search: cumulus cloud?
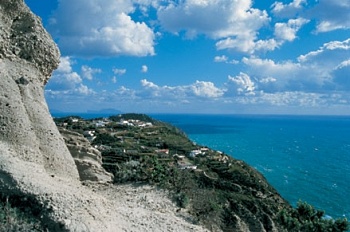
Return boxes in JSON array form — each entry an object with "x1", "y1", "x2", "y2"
[
  {"x1": 312, "y1": 0, "x2": 350, "y2": 33},
  {"x1": 141, "y1": 65, "x2": 148, "y2": 73},
  {"x1": 214, "y1": 55, "x2": 239, "y2": 64},
  {"x1": 139, "y1": 79, "x2": 223, "y2": 99},
  {"x1": 214, "y1": 55, "x2": 228, "y2": 63},
  {"x1": 274, "y1": 18, "x2": 310, "y2": 41},
  {"x1": 298, "y1": 38, "x2": 350, "y2": 78},
  {"x1": 81, "y1": 65, "x2": 102, "y2": 80},
  {"x1": 226, "y1": 72, "x2": 256, "y2": 96},
  {"x1": 254, "y1": 39, "x2": 280, "y2": 52},
  {"x1": 158, "y1": 0, "x2": 269, "y2": 53},
  {"x1": 271, "y1": 0, "x2": 306, "y2": 17},
  {"x1": 241, "y1": 56, "x2": 322, "y2": 92},
  {"x1": 46, "y1": 57, "x2": 95, "y2": 96},
  {"x1": 239, "y1": 38, "x2": 350, "y2": 93},
  {"x1": 56, "y1": 56, "x2": 74, "y2": 73},
  {"x1": 141, "y1": 79, "x2": 158, "y2": 89},
  {"x1": 47, "y1": 57, "x2": 82, "y2": 91},
  {"x1": 49, "y1": 0, "x2": 155, "y2": 57},
  {"x1": 191, "y1": 81, "x2": 224, "y2": 98}
]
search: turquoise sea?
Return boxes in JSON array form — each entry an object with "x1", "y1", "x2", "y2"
[
  {"x1": 53, "y1": 112, "x2": 350, "y2": 219},
  {"x1": 151, "y1": 114, "x2": 350, "y2": 220}
]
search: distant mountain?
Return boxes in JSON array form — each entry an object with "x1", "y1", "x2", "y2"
[{"x1": 49, "y1": 108, "x2": 123, "y2": 118}]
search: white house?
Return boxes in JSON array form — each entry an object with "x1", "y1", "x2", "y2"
[{"x1": 189, "y1": 150, "x2": 202, "y2": 158}]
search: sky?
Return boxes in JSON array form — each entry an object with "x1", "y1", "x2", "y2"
[{"x1": 24, "y1": 0, "x2": 350, "y2": 115}]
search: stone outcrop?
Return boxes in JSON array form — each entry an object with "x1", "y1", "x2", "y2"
[
  {"x1": 0, "y1": 0, "x2": 116, "y2": 230},
  {"x1": 59, "y1": 128, "x2": 113, "y2": 183},
  {"x1": 0, "y1": 0, "x2": 78, "y2": 179}
]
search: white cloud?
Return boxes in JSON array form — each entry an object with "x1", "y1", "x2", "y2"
[
  {"x1": 260, "y1": 77, "x2": 277, "y2": 84},
  {"x1": 332, "y1": 59, "x2": 350, "y2": 89},
  {"x1": 226, "y1": 72, "x2": 256, "y2": 96},
  {"x1": 214, "y1": 55, "x2": 228, "y2": 63},
  {"x1": 312, "y1": 0, "x2": 350, "y2": 33},
  {"x1": 113, "y1": 68, "x2": 127, "y2": 75},
  {"x1": 141, "y1": 65, "x2": 148, "y2": 73},
  {"x1": 112, "y1": 76, "x2": 117, "y2": 84},
  {"x1": 46, "y1": 57, "x2": 95, "y2": 96},
  {"x1": 274, "y1": 18, "x2": 309, "y2": 41},
  {"x1": 254, "y1": 39, "x2": 280, "y2": 52},
  {"x1": 77, "y1": 84, "x2": 95, "y2": 95},
  {"x1": 141, "y1": 79, "x2": 158, "y2": 89},
  {"x1": 335, "y1": 60, "x2": 350, "y2": 70},
  {"x1": 81, "y1": 65, "x2": 102, "y2": 80},
  {"x1": 271, "y1": 0, "x2": 306, "y2": 17},
  {"x1": 56, "y1": 56, "x2": 74, "y2": 73},
  {"x1": 298, "y1": 39, "x2": 350, "y2": 64},
  {"x1": 47, "y1": 57, "x2": 82, "y2": 91},
  {"x1": 214, "y1": 55, "x2": 239, "y2": 64},
  {"x1": 241, "y1": 56, "x2": 319, "y2": 92},
  {"x1": 241, "y1": 39, "x2": 350, "y2": 93},
  {"x1": 158, "y1": 0, "x2": 269, "y2": 53},
  {"x1": 139, "y1": 79, "x2": 223, "y2": 99},
  {"x1": 49, "y1": 0, "x2": 155, "y2": 57},
  {"x1": 191, "y1": 81, "x2": 224, "y2": 98},
  {"x1": 242, "y1": 57, "x2": 300, "y2": 77}
]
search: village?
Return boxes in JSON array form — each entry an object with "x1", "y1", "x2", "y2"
[{"x1": 54, "y1": 114, "x2": 230, "y2": 178}]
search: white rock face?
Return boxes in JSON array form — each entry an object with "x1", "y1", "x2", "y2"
[
  {"x1": 0, "y1": 1, "x2": 209, "y2": 231},
  {"x1": 59, "y1": 128, "x2": 114, "y2": 183},
  {"x1": 0, "y1": 0, "x2": 78, "y2": 179}
]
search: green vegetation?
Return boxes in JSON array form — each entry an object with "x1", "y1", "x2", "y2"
[
  {"x1": 0, "y1": 195, "x2": 43, "y2": 232},
  {"x1": 278, "y1": 201, "x2": 349, "y2": 232},
  {"x1": 54, "y1": 113, "x2": 349, "y2": 232}
]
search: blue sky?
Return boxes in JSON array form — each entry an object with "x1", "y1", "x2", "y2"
[{"x1": 25, "y1": 0, "x2": 350, "y2": 115}]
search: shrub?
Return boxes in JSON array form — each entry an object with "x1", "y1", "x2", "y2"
[{"x1": 278, "y1": 201, "x2": 349, "y2": 232}]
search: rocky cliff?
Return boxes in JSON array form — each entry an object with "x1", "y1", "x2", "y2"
[{"x1": 0, "y1": 1, "x2": 209, "y2": 231}]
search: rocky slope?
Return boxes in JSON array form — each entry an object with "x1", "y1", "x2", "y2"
[
  {"x1": 57, "y1": 115, "x2": 291, "y2": 231},
  {"x1": 0, "y1": 1, "x2": 208, "y2": 231}
]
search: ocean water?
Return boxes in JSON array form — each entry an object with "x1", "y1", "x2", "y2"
[
  {"x1": 52, "y1": 112, "x2": 350, "y2": 219},
  {"x1": 151, "y1": 114, "x2": 350, "y2": 219}
]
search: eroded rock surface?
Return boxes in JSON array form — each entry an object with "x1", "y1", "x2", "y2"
[{"x1": 59, "y1": 128, "x2": 113, "y2": 183}]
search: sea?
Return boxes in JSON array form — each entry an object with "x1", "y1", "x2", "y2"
[
  {"x1": 53, "y1": 113, "x2": 350, "y2": 219},
  {"x1": 151, "y1": 114, "x2": 350, "y2": 220}
]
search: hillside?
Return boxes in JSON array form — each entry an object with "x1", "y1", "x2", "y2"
[
  {"x1": 54, "y1": 113, "x2": 348, "y2": 231},
  {"x1": 1, "y1": 0, "x2": 348, "y2": 230}
]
